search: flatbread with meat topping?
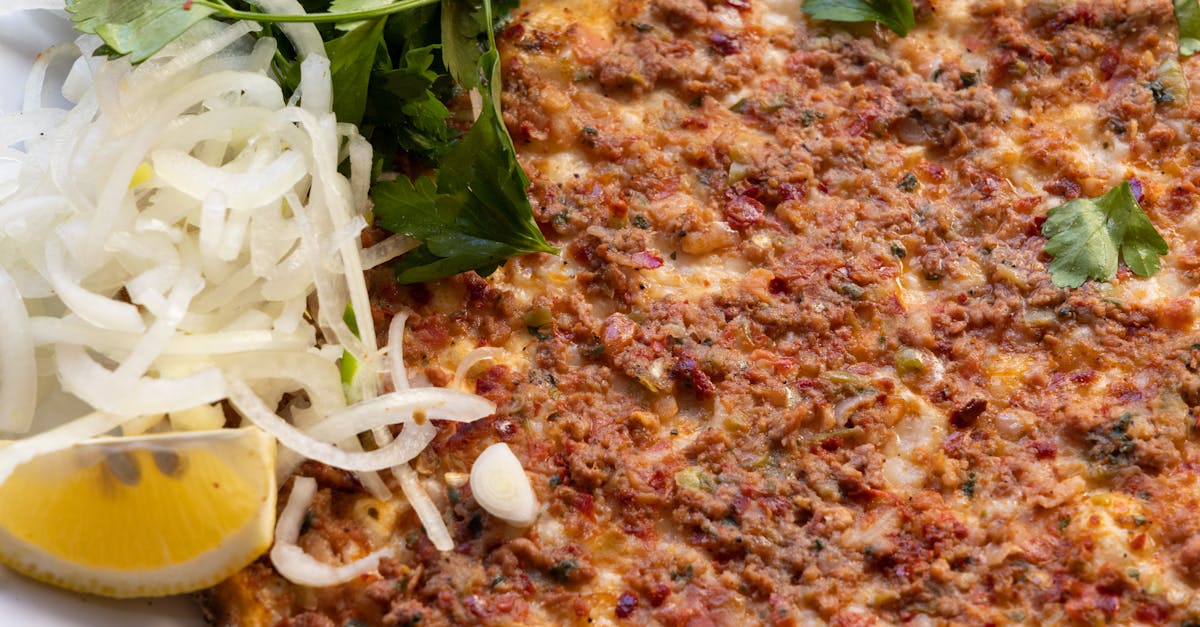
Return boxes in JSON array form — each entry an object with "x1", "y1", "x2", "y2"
[{"x1": 203, "y1": 0, "x2": 1200, "y2": 624}]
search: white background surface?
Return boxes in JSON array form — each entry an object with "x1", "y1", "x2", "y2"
[{"x1": 0, "y1": 9, "x2": 210, "y2": 625}]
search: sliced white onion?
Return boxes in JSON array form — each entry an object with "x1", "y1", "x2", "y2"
[
  {"x1": 362, "y1": 233, "x2": 420, "y2": 271},
  {"x1": 286, "y1": 190, "x2": 365, "y2": 359},
  {"x1": 152, "y1": 149, "x2": 307, "y2": 210},
  {"x1": 121, "y1": 21, "x2": 261, "y2": 127},
  {"x1": 44, "y1": 235, "x2": 145, "y2": 333},
  {"x1": 276, "y1": 106, "x2": 376, "y2": 360},
  {"x1": 30, "y1": 317, "x2": 309, "y2": 355},
  {"x1": 81, "y1": 71, "x2": 285, "y2": 268},
  {"x1": 343, "y1": 126, "x2": 372, "y2": 213},
  {"x1": 833, "y1": 392, "x2": 878, "y2": 423},
  {"x1": 23, "y1": 43, "x2": 78, "y2": 114},
  {"x1": 452, "y1": 347, "x2": 506, "y2": 390},
  {"x1": 251, "y1": 0, "x2": 325, "y2": 60},
  {"x1": 55, "y1": 344, "x2": 227, "y2": 416},
  {"x1": 227, "y1": 378, "x2": 437, "y2": 472},
  {"x1": 113, "y1": 267, "x2": 204, "y2": 379},
  {"x1": 0, "y1": 267, "x2": 36, "y2": 433},
  {"x1": 298, "y1": 55, "x2": 332, "y2": 115},
  {"x1": 470, "y1": 443, "x2": 539, "y2": 527},
  {"x1": 387, "y1": 312, "x2": 410, "y2": 391},
  {"x1": 61, "y1": 55, "x2": 93, "y2": 105},
  {"x1": 214, "y1": 351, "x2": 345, "y2": 416},
  {"x1": 394, "y1": 464, "x2": 454, "y2": 551},
  {"x1": 270, "y1": 476, "x2": 392, "y2": 587},
  {"x1": 305, "y1": 388, "x2": 495, "y2": 444}
]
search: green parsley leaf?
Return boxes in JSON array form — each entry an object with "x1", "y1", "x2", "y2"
[
  {"x1": 1174, "y1": 0, "x2": 1200, "y2": 56},
  {"x1": 382, "y1": 2, "x2": 442, "y2": 47},
  {"x1": 1041, "y1": 181, "x2": 1169, "y2": 288},
  {"x1": 65, "y1": 0, "x2": 217, "y2": 62},
  {"x1": 440, "y1": 0, "x2": 491, "y2": 89},
  {"x1": 372, "y1": 43, "x2": 556, "y2": 282},
  {"x1": 372, "y1": 82, "x2": 556, "y2": 280},
  {"x1": 369, "y1": 44, "x2": 457, "y2": 159},
  {"x1": 371, "y1": 0, "x2": 554, "y2": 281},
  {"x1": 440, "y1": 0, "x2": 518, "y2": 88},
  {"x1": 801, "y1": 0, "x2": 915, "y2": 37},
  {"x1": 325, "y1": 17, "x2": 387, "y2": 125}
]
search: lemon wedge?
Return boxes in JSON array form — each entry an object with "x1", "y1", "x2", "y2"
[{"x1": 0, "y1": 427, "x2": 276, "y2": 598}]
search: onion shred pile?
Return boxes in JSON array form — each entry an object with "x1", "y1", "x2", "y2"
[{"x1": 0, "y1": 5, "x2": 503, "y2": 585}]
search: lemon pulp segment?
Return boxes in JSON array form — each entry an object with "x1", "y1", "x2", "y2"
[{"x1": 0, "y1": 427, "x2": 276, "y2": 598}]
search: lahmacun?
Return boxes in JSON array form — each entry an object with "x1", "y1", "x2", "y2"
[{"x1": 191, "y1": 0, "x2": 1200, "y2": 624}]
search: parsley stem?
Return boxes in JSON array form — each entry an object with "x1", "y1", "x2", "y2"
[{"x1": 190, "y1": 0, "x2": 440, "y2": 23}]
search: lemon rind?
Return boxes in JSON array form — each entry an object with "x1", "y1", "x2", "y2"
[
  {"x1": 0, "y1": 499, "x2": 275, "y2": 598},
  {"x1": 0, "y1": 428, "x2": 277, "y2": 599}
]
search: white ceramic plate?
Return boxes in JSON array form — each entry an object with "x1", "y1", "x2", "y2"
[{"x1": 0, "y1": 9, "x2": 209, "y2": 625}]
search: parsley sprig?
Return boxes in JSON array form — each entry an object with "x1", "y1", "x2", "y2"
[
  {"x1": 801, "y1": 0, "x2": 915, "y2": 37},
  {"x1": 1041, "y1": 181, "x2": 1169, "y2": 288},
  {"x1": 65, "y1": 0, "x2": 556, "y2": 283},
  {"x1": 372, "y1": 0, "x2": 556, "y2": 282}
]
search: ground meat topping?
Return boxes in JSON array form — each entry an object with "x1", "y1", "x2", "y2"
[{"x1": 203, "y1": 0, "x2": 1200, "y2": 624}]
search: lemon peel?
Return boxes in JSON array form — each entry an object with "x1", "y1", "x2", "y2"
[{"x1": 0, "y1": 427, "x2": 276, "y2": 598}]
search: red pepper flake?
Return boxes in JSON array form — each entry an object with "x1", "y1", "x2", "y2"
[
  {"x1": 1131, "y1": 533, "x2": 1147, "y2": 550},
  {"x1": 1099, "y1": 48, "x2": 1119, "y2": 80},
  {"x1": 631, "y1": 251, "x2": 664, "y2": 269},
  {"x1": 474, "y1": 365, "x2": 510, "y2": 396},
  {"x1": 1043, "y1": 177, "x2": 1082, "y2": 199},
  {"x1": 574, "y1": 493, "x2": 595, "y2": 517},
  {"x1": 615, "y1": 591, "x2": 638, "y2": 618},
  {"x1": 493, "y1": 418, "x2": 517, "y2": 440},
  {"x1": 778, "y1": 182, "x2": 806, "y2": 201},
  {"x1": 709, "y1": 32, "x2": 741, "y2": 56},
  {"x1": 949, "y1": 399, "x2": 987, "y2": 428},
  {"x1": 183, "y1": 0, "x2": 193, "y2": 9},
  {"x1": 502, "y1": 23, "x2": 526, "y2": 41},
  {"x1": 724, "y1": 194, "x2": 764, "y2": 231},
  {"x1": 725, "y1": 0, "x2": 751, "y2": 10},
  {"x1": 1046, "y1": 5, "x2": 1098, "y2": 30},
  {"x1": 1069, "y1": 369, "x2": 1097, "y2": 384},
  {"x1": 1013, "y1": 196, "x2": 1041, "y2": 213},
  {"x1": 1134, "y1": 602, "x2": 1168, "y2": 624},
  {"x1": 671, "y1": 356, "x2": 716, "y2": 399},
  {"x1": 1027, "y1": 439, "x2": 1057, "y2": 459},
  {"x1": 648, "y1": 469, "x2": 668, "y2": 492},
  {"x1": 648, "y1": 583, "x2": 670, "y2": 607}
]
